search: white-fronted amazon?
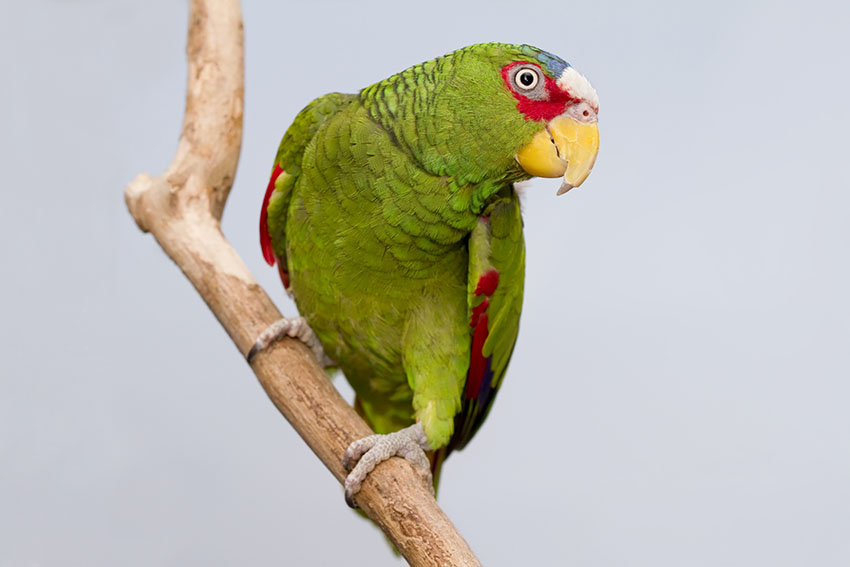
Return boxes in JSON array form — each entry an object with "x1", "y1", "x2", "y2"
[{"x1": 251, "y1": 43, "x2": 599, "y2": 505}]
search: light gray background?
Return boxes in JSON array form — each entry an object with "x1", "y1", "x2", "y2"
[{"x1": 2, "y1": 1, "x2": 848, "y2": 565}]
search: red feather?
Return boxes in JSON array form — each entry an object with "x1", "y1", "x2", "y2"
[
  {"x1": 465, "y1": 268, "x2": 501, "y2": 399},
  {"x1": 469, "y1": 297, "x2": 490, "y2": 328},
  {"x1": 466, "y1": 312, "x2": 490, "y2": 399},
  {"x1": 260, "y1": 163, "x2": 284, "y2": 266},
  {"x1": 474, "y1": 269, "x2": 500, "y2": 297},
  {"x1": 500, "y1": 61, "x2": 580, "y2": 122}
]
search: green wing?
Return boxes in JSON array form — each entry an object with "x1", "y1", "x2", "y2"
[
  {"x1": 448, "y1": 187, "x2": 525, "y2": 452},
  {"x1": 260, "y1": 92, "x2": 357, "y2": 273}
]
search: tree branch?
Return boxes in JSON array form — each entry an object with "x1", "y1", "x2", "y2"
[{"x1": 123, "y1": 1, "x2": 481, "y2": 566}]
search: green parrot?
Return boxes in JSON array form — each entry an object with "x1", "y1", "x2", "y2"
[{"x1": 250, "y1": 43, "x2": 599, "y2": 506}]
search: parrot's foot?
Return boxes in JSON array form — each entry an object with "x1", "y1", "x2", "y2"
[
  {"x1": 246, "y1": 316, "x2": 334, "y2": 366},
  {"x1": 342, "y1": 423, "x2": 432, "y2": 508}
]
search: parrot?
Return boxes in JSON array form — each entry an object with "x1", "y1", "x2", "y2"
[{"x1": 249, "y1": 42, "x2": 599, "y2": 506}]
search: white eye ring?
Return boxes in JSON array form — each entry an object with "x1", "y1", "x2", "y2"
[{"x1": 515, "y1": 68, "x2": 539, "y2": 90}]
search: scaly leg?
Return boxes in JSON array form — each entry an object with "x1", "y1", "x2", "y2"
[
  {"x1": 247, "y1": 316, "x2": 335, "y2": 367},
  {"x1": 342, "y1": 422, "x2": 433, "y2": 508}
]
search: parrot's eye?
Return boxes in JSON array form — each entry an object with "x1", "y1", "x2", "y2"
[
  {"x1": 517, "y1": 69, "x2": 538, "y2": 89},
  {"x1": 507, "y1": 65, "x2": 546, "y2": 100}
]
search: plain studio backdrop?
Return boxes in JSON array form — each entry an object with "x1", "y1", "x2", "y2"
[{"x1": 2, "y1": 1, "x2": 848, "y2": 565}]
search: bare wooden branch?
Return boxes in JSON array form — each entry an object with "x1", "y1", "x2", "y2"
[{"x1": 123, "y1": 1, "x2": 481, "y2": 566}]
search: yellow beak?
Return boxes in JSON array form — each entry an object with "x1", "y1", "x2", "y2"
[{"x1": 516, "y1": 114, "x2": 600, "y2": 195}]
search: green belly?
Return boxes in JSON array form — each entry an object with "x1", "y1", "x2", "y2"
[{"x1": 286, "y1": 189, "x2": 471, "y2": 433}]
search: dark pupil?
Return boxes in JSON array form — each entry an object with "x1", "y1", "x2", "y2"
[{"x1": 519, "y1": 71, "x2": 535, "y2": 87}]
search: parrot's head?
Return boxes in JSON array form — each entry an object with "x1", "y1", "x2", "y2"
[
  {"x1": 363, "y1": 43, "x2": 599, "y2": 196},
  {"x1": 504, "y1": 50, "x2": 599, "y2": 195},
  {"x1": 454, "y1": 43, "x2": 600, "y2": 195}
]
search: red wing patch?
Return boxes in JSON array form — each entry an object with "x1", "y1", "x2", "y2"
[
  {"x1": 469, "y1": 297, "x2": 490, "y2": 328},
  {"x1": 465, "y1": 269, "x2": 500, "y2": 399},
  {"x1": 260, "y1": 163, "x2": 284, "y2": 266},
  {"x1": 474, "y1": 269, "x2": 499, "y2": 296},
  {"x1": 465, "y1": 312, "x2": 491, "y2": 399}
]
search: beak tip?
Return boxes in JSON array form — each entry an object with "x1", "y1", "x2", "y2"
[{"x1": 556, "y1": 182, "x2": 574, "y2": 196}]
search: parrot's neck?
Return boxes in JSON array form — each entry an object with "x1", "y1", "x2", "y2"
[{"x1": 360, "y1": 53, "x2": 531, "y2": 201}]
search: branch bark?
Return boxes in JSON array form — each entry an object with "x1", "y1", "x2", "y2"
[{"x1": 124, "y1": 2, "x2": 481, "y2": 566}]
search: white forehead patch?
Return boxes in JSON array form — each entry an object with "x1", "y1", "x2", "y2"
[{"x1": 558, "y1": 66, "x2": 599, "y2": 109}]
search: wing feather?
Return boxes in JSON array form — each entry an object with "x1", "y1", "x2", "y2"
[
  {"x1": 260, "y1": 92, "x2": 357, "y2": 284},
  {"x1": 447, "y1": 188, "x2": 525, "y2": 453}
]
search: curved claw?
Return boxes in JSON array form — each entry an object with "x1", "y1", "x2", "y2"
[
  {"x1": 341, "y1": 423, "x2": 432, "y2": 508},
  {"x1": 247, "y1": 316, "x2": 335, "y2": 366}
]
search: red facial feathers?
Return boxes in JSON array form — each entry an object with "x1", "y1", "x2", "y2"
[{"x1": 500, "y1": 61, "x2": 580, "y2": 122}]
